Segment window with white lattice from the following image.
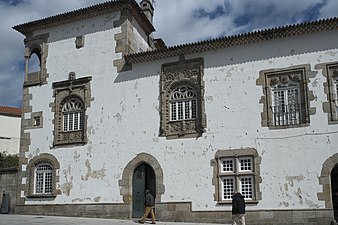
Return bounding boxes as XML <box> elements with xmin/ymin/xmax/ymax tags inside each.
<box><xmin>26</xmin><ymin>154</ymin><xmax>60</xmax><ymax>199</ymax></box>
<box><xmin>160</xmin><ymin>56</ymin><xmax>206</xmax><ymax>139</ymax></box>
<box><xmin>52</xmin><ymin>74</ymin><xmax>92</xmax><ymax>147</ymax></box>
<box><xmin>262</xmin><ymin>67</ymin><xmax>310</xmax><ymax>128</ymax></box>
<box><xmin>321</xmin><ymin>64</ymin><xmax>338</xmax><ymax>123</ymax></box>
<box><xmin>34</xmin><ymin>163</ymin><xmax>52</xmax><ymax>194</ymax></box>
<box><xmin>220</xmin><ymin>156</ymin><xmax>254</xmax><ymax>201</ymax></box>
<box><xmin>170</xmin><ymin>85</ymin><xmax>197</xmax><ymax>121</ymax></box>
<box><xmin>62</xmin><ymin>98</ymin><xmax>84</xmax><ymax>132</ymax></box>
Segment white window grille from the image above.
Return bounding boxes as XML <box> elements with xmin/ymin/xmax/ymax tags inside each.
<box><xmin>271</xmin><ymin>82</ymin><xmax>301</xmax><ymax>126</ymax></box>
<box><xmin>62</xmin><ymin>98</ymin><xmax>84</xmax><ymax>132</ymax></box>
<box><xmin>222</xmin><ymin>177</ymin><xmax>235</xmax><ymax>200</ymax></box>
<box><xmin>220</xmin><ymin>156</ymin><xmax>254</xmax><ymax>200</ymax></box>
<box><xmin>170</xmin><ymin>85</ymin><xmax>197</xmax><ymax>121</ymax></box>
<box><xmin>35</xmin><ymin>163</ymin><xmax>52</xmax><ymax>194</ymax></box>
<box><xmin>239</xmin><ymin>157</ymin><xmax>252</xmax><ymax>171</ymax></box>
<box><xmin>221</xmin><ymin>159</ymin><xmax>234</xmax><ymax>172</ymax></box>
<box><xmin>240</xmin><ymin>176</ymin><xmax>254</xmax><ymax>199</ymax></box>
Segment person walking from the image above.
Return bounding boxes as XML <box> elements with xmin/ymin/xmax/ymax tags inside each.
<box><xmin>138</xmin><ymin>190</ymin><xmax>156</xmax><ymax>224</ymax></box>
<box><xmin>232</xmin><ymin>192</ymin><xmax>246</xmax><ymax>225</ymax></box>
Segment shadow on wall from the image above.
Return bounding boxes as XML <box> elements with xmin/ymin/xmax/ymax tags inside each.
<box><xmin>115</xmin><ymin>30</ymin><xmax>338</xmax><ymax>83</ymax></box>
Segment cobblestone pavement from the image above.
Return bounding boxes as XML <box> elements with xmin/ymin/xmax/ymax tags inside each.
<box><xmin>0</xmin><ymin>214</ymin><xmax>230</xmax><ymax>225</ymax></box>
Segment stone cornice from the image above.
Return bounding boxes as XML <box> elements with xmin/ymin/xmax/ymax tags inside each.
<box><xmin>13</xmin><ymin>0</ymin><xmax>155</xmax><ymax>36</ymax></box>
<box><xmin>125</xmin><ymin>17</ymin><xmax>338</xmax><ymax>64</ymax></box>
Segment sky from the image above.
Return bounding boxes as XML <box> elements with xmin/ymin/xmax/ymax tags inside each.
<box><xmin>0</xmin><ymin>0</ymin><xmax>337</xmax><ymax>108</ymax></box>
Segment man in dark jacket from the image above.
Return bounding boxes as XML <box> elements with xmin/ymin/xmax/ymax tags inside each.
<box><xmin>232</xmin><ymin>192</ymin><xmax>246</xmax><ymax>225</ymax></box>
<box><xmin>139</xmin><ymin>190</ymin><xmax>156</xmax><ymax>224</ymax></box>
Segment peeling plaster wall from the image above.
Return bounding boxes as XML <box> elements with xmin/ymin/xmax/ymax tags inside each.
<box><xmin>22</xmin><ymin>12</ymin><xmax>338</xmax><ymax>216</ymax></box>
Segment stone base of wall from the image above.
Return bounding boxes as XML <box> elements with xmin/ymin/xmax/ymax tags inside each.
<box><xmin>15</xmin><ymin>201</ymin><xmax>334</xmax><ymax>225</ymax></box>
<box><xmin>0</xmin><ymin>168</ymin><xmax>18</xmax><ymax>214</ymax></box>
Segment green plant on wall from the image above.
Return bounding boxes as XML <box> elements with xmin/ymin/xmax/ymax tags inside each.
<box><xmin>0</xmin><ymin>151</ymin><xmax>19</xmax><ymax>169</ymax></box>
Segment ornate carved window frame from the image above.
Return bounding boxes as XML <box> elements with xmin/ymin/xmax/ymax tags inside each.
<box><xmin>51</xmin><ymin>73</ymin><xmax>92</xmax><ymax>147</ymax></box>
<box><xmin>211</xmin><ymin>148</ymin><xmax>262</xmax><ymax>205</ymax></box>
<box><xmin>24</xmin><ymin>33</ymin><xmax>49</xmax><ymax>87</ymax></box>
<box><xmin>26</xmin><ymin>153</ymin><xmax>60</xmax><ymax>198</ymax></box>
<box><xmin>316</xmin><ymin>62</ymin><xmax>338</xmax><ymax>124</ymax></box>
<box><xmin>257</xmin><ymin>64</ymin><xmax>316</xmax><ymax>129</ymax></box>
<box><xmin>160</xmin><ymin>55</ymin><xmax>206</xmax><ymax>139</ymax></box>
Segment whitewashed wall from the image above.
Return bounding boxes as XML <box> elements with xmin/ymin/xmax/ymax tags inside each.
<box><xmin>0</xmin><ymin>114</ymin><xmax>21</xmax><ymax>155</ymax></box>
<box><xmin>23</xmin><ymin>10</ymin><xmax>338</xmax><ymax>215</ymax></box>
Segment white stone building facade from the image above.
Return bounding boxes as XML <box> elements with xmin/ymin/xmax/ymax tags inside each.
<box><xmin>0</xmin><ymin>106</ymin><xmax>21</xmax><ymax>155</ymax></box>
<box><xmin>13</xmin><ymin>1</ymin><xmax>338</xmax><ymax>224</ymax></box>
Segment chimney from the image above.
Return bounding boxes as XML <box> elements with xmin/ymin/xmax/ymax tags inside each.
<box><xmin>140</xmin><ymin>0</ymin><xmax>154</xmax><ymax>24</ymax></box>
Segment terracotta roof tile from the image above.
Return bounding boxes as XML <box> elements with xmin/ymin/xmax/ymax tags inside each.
<box><xmin>13</xmin><ymin>0</ymin><xmax>155</xmax><ymax>36</ymax></box>
<box><xmin>125</xmin><ymin>17</ymin><xmax>338</xmax><ymax>64</ymax></box>
<box><xmin>0</xmin><ymin>106</ymin><xmax>22</xmax><ymax>117</ymax></box>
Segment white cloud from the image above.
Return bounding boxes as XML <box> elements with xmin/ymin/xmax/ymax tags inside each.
<box><xmin>319</xmin><ymin>0</ymin><xmax>338</xmax><ymax>18</ymax></box>
<box><xmin>0</xmin><ymin>0</ymin><xmax>336</xmax><ymax>107</ymax></box>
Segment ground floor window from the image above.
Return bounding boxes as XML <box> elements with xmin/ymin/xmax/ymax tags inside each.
<box><xmin>220</xmin><ymin>156</ymin><xmax>254</xmax><ymax>200</ymax></box>
<box><xmin>212</xmin><ymin>148</ymin><xmax>262</xmax><ymax>204</ymax></box>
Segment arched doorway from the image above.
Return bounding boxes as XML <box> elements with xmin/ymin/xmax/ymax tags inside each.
<box><xmin>132</xmin><ymin>163</ymin><xmax>156</xmax><ymax>218</ymax></box>
<box><xmin>331</xmin><ymin>164</ymin><xmax>338</xmax><ymax>220</ymax></box>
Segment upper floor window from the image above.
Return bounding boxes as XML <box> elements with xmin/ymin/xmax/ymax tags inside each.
<box><xmin>271</xmin><ymin>80</ymin><xmax>301</xmax><ymax>126</ymax></box>
<box><xmin>35</xmin><ymin>163</ymin><xmax>52</xmax><ymax>194</ymax></box>
<box><xmin>257</xmin><ymin>65</ymin><xmax>315</xmax><ymax>129</ymax></box>
<box><xmin>333</xmin><ymin>71</ymin><xmax>338</xmax><ymax>108</ymax></box>
<box><xmin>52</xmin><ymin>73</ymin><xmax>92</xmax><ymax>147</ymax></box>
<box><xmin>24</xmin><ymin>34</ymin><xmax>49</xmax><ymax>87</ymax></box>
<box><xmin>170</xmin><ymin>85</ymin><xmax>197</xmax><ymax>121</ymax></box>
<box><xmin>160</xmin><ymin>55</ymin><xmax>206</xmax><ymax>138</ymax></box>
<box><xmin>62</xmin><ymin>98</ymin><xmax>84</xmax><ymax>132</ymax></box>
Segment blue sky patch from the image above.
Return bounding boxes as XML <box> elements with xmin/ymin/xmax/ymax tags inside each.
<box><xmin>193</xmin><ymin>4</ymin><xmax>227</xmax><ymax>20</ymax></box>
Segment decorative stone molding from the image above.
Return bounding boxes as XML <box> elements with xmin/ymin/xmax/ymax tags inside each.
<box><xmin>257</xmin><ymin>64</ymin><xmax>316</xmax><ymax>129</ymax></box>
<box><xmin>119</xmin><ymin>152</ymin><xmax>165</xmax><ymax>204</ymax></box>
<box><xmin>315</xmin><ymin>62</ymin><xmax>338</xmax><ymax>124</ymax></box>
<box><xmin>160</xmin><ymin>55</ymin><xmax>206</xmax><ymax>139</ymax></box>
<box><xmin>24</xmin><ymin>33</ymin><xmax>49</xmax><ymax>87</ymax></box>
<box><xmin>318</xmin><ymin>153</ymin><xmax>338</xmax><ymax>208</ymax></box>
<box><xmin>113</xmin><ymin>9</ymin><xmax>136</xmax><ymax>72</ymax></box>
<box><xmin>26</xmin><ymin>153</ymin><xmax>61</xmax><ymax>198</ymax></box>
<box><xmin>51</xmin><ymin>74</ymin><xmax>93</xmax><ymax>147</ymax></box>
<box><xmin>211</xmin><ymin>148</ymin><xmax>262</xmax><ymax>204</ymax></box>
<box><xmin>29</xmin><ymin>111</ymin><xmax>43</xmax><ymax>129</ymax></box>
<box><xmin>75</xmin><ymin>35</ymin><xmax>85</xmax><ymax>49</ymax></box>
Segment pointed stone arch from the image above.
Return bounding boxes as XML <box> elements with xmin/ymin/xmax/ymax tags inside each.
<box><xmin>318</xmin><ymin>153</ymin><xmax>338</xmax><ymax>208</ymax></box>
<box><xmin>119</xmin><ymin>152</ymin><xmax>165</xmax><ymax>204</ymax></box>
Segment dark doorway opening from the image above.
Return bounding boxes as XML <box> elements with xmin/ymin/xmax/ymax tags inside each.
<box><xmin>331</xmin><ymin>164</ymin><xmax>338</xmax><ymax>220</ymax></box>
<box><xmin>132</xmin><ymin>163</ymin><xmax>156</xmax><ymax>218</ymax></box>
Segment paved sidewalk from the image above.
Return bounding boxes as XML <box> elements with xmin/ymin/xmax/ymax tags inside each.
<box><xmin>0</xmin><ymin>214</ymin><xmax>229</xmax><ymax>225</ymax></box>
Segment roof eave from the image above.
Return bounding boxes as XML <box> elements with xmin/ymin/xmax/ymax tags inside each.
<box><xmin>13</xmin><ymin>0</ymin><xmax>155</xmax><ymax>36</ymax></box>
<box><xmin>125</xmin><ymin>17</ymin><xmax>338</xmax><ymax>64</ymax></box>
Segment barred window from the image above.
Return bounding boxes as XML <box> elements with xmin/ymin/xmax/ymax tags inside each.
<box><xmin>261</xmin><ymin>67</ymin><xmax>310</xmax><ymax>128</ymax></box>
<box><xmin>220</xmin><ymin>156</ymin><xmax>255</xmax><ymax>200</ymax></box>
<box><xmin>169</xmin><ymin>85</ymin><xmax>197</xmax><ymax>121</ymax></box>
<box><xmin>271</xmin><ymin>82</ymin><xmax>301</xmax><ymax>126</ymax></box>
<box><xmin>62</xmin><ymin>98</ymin><xmax>84</xmax><ymax>132</ymax></box>
<box><xmin>35</xmin><ymin>163</ymin><xmax>52</xmax><ymax>194</ymax></box>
